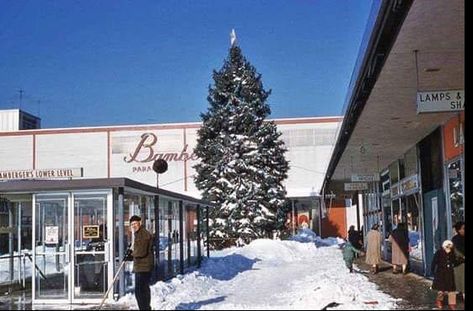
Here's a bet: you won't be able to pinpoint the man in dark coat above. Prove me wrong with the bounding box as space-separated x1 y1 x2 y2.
129 215 154 310
451 221 465 301
431 240 457 309
348 226 362 249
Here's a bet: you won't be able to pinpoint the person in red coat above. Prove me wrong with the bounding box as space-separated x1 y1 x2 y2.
431 240 457 310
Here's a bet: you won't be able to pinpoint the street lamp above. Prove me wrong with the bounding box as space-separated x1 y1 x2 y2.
152 159 168 189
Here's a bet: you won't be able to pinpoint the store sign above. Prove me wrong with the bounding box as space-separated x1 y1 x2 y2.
0 226 14 234
391 184 400 197
83 225 100 239
124 133 199 163
0 168 83 180
400 174 419 195
344 182 368 191
351 174 380 182
417 90 464 113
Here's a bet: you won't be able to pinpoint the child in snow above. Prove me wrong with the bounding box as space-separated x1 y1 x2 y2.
343 240 364 273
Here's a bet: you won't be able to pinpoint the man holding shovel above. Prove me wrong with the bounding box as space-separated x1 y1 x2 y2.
128 215 154 310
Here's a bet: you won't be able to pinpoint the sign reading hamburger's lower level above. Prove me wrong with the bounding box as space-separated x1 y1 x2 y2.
0 167 83 180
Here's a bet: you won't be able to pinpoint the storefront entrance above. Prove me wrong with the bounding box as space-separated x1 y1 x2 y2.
32 191 113 304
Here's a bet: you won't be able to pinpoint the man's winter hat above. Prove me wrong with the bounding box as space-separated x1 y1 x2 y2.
129 215 142 223
442 240 453 249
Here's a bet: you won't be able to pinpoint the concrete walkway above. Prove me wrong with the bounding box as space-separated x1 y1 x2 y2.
353 257 465 310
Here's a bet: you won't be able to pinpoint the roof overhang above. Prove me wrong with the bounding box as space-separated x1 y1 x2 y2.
0 178 212 206
322 0 464 193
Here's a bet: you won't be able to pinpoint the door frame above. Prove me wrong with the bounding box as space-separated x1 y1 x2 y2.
32 190 114 305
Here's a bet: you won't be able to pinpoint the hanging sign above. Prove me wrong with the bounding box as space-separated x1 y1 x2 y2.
344 182 368 191
417 90 464 113
351 174 380 182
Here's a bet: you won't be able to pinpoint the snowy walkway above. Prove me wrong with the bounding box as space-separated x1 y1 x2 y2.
114 239 399 310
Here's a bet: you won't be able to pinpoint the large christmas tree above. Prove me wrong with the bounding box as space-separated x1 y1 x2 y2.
194 32 289 249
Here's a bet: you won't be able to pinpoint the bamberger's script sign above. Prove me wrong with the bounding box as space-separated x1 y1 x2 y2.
124 133 199 163
0 168 83 180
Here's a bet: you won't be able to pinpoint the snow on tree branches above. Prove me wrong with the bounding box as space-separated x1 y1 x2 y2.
194 43 289 249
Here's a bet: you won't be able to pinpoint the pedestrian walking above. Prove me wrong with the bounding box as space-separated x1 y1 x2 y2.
348 225 362 250
451 221 465 302
342 240 364 273
128 215 154 310
388 222 409 274
365 224 382 274
431 240 457 310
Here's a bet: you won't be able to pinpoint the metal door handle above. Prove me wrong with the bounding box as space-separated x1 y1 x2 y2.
65 243 70 263
105 242 110 262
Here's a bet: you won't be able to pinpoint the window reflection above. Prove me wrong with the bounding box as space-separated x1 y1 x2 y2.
448 160 464 225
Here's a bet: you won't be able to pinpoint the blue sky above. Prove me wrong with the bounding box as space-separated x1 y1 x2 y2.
0 0 373 128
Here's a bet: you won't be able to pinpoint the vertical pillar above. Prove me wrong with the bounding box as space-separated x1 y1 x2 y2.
187 232 191 267
291 200 295 235
167 201 172 276
9 202 14 291
196 204 201 267
355 191 361 231
179 200 184 275
17 202 22 285
118 187 125 297
206 206 210 258
154 195 160 280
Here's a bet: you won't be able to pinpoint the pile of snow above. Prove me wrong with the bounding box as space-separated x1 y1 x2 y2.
291 227 345 248
114 238 399 310
290 227 318 243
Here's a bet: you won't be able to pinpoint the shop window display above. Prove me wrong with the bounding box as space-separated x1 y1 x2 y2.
447 160 464 226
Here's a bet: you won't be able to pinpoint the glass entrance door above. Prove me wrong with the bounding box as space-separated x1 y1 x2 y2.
33 191 113 304
72 193 109 302
33 194 70 302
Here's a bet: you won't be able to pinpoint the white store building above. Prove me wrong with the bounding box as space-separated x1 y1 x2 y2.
0 110 342 304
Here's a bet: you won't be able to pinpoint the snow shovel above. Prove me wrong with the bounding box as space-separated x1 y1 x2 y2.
98 248 132 310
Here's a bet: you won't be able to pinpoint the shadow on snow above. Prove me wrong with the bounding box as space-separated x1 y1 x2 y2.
199 254 261 281
175 296 227 310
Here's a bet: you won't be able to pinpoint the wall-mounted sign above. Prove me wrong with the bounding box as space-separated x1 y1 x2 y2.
400 174 419 195
344 182 368 191
0 226 14 234
417 90 464 113
0 168 83 180
45 226 59 244
391 184 400 198
351 174 380 182
83 225 100 239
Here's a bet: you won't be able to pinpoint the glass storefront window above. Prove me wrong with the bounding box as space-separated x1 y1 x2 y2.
447 159 464 225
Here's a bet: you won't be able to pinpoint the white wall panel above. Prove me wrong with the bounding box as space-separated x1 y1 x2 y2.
0 136 33 170
36 132 108 178
0 118 341 199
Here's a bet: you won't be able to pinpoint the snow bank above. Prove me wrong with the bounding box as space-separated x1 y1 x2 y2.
291 227 318 242
291 227 345 248
114 237 399 310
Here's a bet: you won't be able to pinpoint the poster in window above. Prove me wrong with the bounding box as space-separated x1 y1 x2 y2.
83 225 100 239
45 226 59 244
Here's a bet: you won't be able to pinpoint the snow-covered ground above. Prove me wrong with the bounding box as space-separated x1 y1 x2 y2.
114 230 399 310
